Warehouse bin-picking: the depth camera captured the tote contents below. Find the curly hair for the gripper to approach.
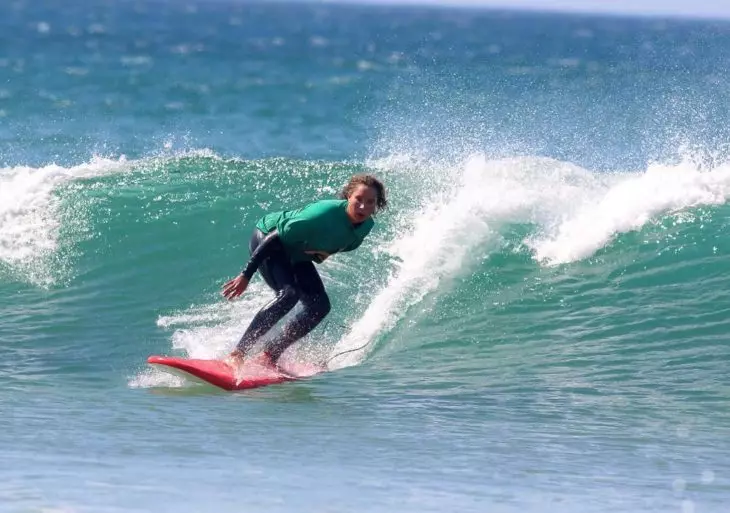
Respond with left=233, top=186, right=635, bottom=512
left=338, top=174, right=388, bottom=212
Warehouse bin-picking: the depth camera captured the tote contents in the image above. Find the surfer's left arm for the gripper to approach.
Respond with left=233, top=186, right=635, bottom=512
left=304, top=250, right=331, bottom=263
left=222, top=230, right=284, bottom=300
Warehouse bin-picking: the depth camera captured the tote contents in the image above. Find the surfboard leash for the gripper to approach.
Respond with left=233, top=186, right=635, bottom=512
left=321, top=322, right=375, bottom=367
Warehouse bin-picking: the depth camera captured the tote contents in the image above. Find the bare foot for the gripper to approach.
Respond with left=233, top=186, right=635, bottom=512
left=225, top=351, right=245, bottom=368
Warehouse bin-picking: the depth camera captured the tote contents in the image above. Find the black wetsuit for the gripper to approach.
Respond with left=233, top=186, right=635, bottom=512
left=235, top=229, right=331, bottom=361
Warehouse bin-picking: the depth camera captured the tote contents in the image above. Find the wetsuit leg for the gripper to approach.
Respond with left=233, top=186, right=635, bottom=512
left=234, top=230, right=300, bottom=354
left=265, top=261, right=331, bottom=362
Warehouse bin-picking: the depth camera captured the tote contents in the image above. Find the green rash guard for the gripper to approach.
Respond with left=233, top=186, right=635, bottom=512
left=255, top=199, right=374, bottom=263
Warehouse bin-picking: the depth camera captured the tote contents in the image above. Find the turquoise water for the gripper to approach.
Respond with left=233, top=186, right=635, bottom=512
left=2, top=2, right=730, bottom=512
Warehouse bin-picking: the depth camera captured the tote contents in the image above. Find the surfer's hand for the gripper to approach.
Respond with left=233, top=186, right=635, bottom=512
left=222, top=274, right=248, bottom=300
left=305, top=250, right=330, bottom=263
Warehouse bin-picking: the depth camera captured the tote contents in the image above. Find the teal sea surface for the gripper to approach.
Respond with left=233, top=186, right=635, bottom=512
left=2, top=2, right=730, bottom=512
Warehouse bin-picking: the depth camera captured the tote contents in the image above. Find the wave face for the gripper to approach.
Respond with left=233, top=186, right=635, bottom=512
left=2, top=3, right=730, bottom=513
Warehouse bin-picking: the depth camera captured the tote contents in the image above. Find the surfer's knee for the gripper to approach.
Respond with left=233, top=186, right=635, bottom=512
left=276, top=285, right=300, bottom=311
left=307, top=293, right=331, bottom=320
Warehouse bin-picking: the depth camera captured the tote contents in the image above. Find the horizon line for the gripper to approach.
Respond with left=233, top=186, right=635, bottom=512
left=288, top=0, right=730, bottom=22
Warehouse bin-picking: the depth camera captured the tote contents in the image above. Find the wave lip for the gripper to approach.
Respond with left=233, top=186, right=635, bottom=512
left=530, top=160, right=730, bottom=265
left=0, top=156, right=130, bottom=285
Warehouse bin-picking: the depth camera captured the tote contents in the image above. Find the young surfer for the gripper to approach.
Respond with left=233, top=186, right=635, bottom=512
left=222, top=174, right=387, bottom=368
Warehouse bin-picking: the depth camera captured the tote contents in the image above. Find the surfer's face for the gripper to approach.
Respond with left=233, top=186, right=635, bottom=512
left=346, top=184, right=378, bottom=224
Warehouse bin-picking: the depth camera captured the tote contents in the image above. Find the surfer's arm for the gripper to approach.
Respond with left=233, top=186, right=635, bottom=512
left=304, top=250, right=330, bottom=263
left=241, top=229, right=285, bottom=279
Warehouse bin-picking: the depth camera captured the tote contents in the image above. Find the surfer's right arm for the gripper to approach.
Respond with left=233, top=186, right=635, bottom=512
left=222, top=229, right=285, bottom=300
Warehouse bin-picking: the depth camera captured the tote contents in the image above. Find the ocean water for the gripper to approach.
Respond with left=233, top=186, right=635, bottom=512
left=2, top=1, right=730, bottom=512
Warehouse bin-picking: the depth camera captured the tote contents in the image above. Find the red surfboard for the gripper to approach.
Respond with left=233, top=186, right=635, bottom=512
left=147, top=354, right=324, bottom=391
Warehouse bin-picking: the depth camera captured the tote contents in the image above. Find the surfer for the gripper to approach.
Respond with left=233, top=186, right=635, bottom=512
left=222, top=174, right=387, bottom=368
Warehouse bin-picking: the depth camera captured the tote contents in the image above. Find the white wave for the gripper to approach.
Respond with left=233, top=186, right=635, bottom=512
left=529, top=159, right=730, bottom=264
left=0, top=156, right=130, bottom=285
left=130, top=151, right=730, bottom=378
left=329, top=153, right=730, bottom=367
left=161, top=283, right=339, bottom=365
left=0, top=148, right=224, bottom=286
left=164, top=290, right=271, bottom=361
left=129, top=284, right=275, bottom=389
left=329, top=154, right=517, bottom=368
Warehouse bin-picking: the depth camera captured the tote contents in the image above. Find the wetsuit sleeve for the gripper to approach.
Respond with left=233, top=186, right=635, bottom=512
left=240, top=230, right=285, bottom=280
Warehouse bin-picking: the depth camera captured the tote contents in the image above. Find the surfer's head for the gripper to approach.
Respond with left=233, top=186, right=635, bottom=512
left=340, top=174, right=387, bottom=224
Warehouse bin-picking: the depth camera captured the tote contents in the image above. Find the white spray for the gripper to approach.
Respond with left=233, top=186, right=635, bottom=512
left=328, top=153, right=730, bottom=368
left=0, top=156, right=129, bottom=285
